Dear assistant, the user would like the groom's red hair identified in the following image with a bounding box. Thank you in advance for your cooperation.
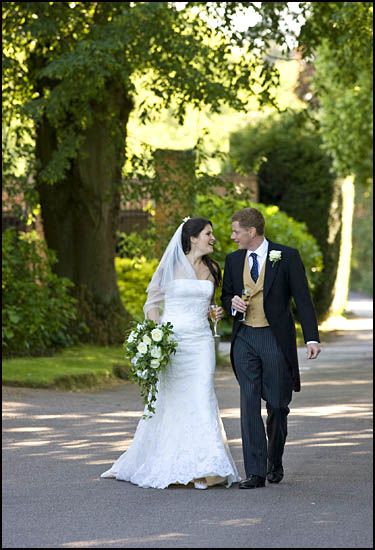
[232,208,265,236]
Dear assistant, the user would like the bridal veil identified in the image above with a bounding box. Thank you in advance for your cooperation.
[143,220,196,318]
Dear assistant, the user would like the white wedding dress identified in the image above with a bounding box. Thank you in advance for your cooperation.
[101,279,241,489]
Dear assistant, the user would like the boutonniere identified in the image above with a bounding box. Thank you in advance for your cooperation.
[269,250,282,267]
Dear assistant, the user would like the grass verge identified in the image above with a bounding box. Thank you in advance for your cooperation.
[2,324,339,391]
[2,344,130,391]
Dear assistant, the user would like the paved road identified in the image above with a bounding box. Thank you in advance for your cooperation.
[2,295,373,548]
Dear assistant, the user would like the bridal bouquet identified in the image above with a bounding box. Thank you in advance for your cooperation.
[124,319,178,419]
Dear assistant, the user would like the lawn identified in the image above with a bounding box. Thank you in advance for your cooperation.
[2,324,334,391]
[2,344,130,391]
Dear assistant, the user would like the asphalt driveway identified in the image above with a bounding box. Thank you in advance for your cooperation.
[2,294,373,548]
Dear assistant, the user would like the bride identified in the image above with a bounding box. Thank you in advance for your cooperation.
[101,217,241,489]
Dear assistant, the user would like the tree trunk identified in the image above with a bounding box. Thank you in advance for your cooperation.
[329,176,355,316]
[35,88,133,344]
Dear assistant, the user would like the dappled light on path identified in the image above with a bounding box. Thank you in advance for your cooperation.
[2,293,372,549]
[61,533,190,548]
[320,315,373,331]
[291,404,372,418]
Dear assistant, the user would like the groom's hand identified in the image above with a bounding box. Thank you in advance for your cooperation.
[231,295,247,313]
[306,343,321,359]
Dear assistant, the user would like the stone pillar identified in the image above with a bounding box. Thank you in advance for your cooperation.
[221,172,259,202]
[154,149,196,256]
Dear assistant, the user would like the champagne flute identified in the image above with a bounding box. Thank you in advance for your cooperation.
[240,289,251,322]
[209,305,221,337]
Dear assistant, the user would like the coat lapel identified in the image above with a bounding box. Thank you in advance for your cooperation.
[234,249,247,293]
[263,241,279,299]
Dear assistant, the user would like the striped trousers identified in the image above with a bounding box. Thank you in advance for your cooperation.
[233,324,293,479]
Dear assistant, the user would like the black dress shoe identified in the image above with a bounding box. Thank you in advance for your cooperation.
[267,464,284,484]
[239,475,265,489]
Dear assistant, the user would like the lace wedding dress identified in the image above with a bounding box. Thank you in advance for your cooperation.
[101,279,241,489]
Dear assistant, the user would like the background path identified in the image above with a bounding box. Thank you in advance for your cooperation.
[2,293,373,548]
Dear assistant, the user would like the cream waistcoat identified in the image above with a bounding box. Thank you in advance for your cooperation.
[242,255,269,327]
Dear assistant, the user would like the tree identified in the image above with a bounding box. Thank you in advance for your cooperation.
[2,2,283,343]
[228,110,339,320]
[350,184,373,296]
[4,2,371,343]
[242,1,373,185]
[296,2,373,310]
[240,2,373,313]
[297,2,373,185]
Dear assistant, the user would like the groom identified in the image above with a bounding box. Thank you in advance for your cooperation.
[221,207,321,489]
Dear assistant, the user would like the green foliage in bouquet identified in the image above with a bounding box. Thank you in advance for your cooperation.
[124,319,178,419]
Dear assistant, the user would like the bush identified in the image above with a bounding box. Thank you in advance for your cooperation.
[350,184,373,296]
[115,256,159,321]
[195,193,323,291]
[116,215,156,260]
[114,196,323,337]
[2,228,83,357]
[228,110,340,319]
[195,193,323,337]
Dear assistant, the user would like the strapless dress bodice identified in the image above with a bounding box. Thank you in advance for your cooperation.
[161,279,214,338]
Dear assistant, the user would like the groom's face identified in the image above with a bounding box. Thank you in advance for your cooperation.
[231,222,255,249]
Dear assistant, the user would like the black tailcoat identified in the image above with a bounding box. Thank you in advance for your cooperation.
[221,241,320,392]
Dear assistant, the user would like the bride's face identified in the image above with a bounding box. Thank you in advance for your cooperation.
[190,224,216,255]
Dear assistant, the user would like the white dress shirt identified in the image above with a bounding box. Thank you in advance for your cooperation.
[247,238,269,274]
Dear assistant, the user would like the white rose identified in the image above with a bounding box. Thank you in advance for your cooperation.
[151,328,163,342]
[269,250,282,261]
[127,331,135,343]
[131,357,138,366]
[143,335,152,345]
[135,369,148,380]
[150,359,160,369]
[137,342,148,355]
[150,346,162,359]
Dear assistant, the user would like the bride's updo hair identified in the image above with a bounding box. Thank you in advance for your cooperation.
[181,217,222,288]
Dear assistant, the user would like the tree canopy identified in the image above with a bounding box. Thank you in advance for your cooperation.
[2,1,285,208]
[297,2,373,184]
[2,2,372,345]
[3,1,372,204]
[2,1,295,343]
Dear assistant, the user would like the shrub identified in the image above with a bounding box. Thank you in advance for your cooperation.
[2,228,83,357]
[115,197,323,338]
[195,193,323,337]
[115,256,159,321]
[228,110,340,319]
[195,193,323,292]
[116,216,156,260]
[350,184,373,296]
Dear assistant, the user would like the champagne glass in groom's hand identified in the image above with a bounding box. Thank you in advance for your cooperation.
[240,289,251,322]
